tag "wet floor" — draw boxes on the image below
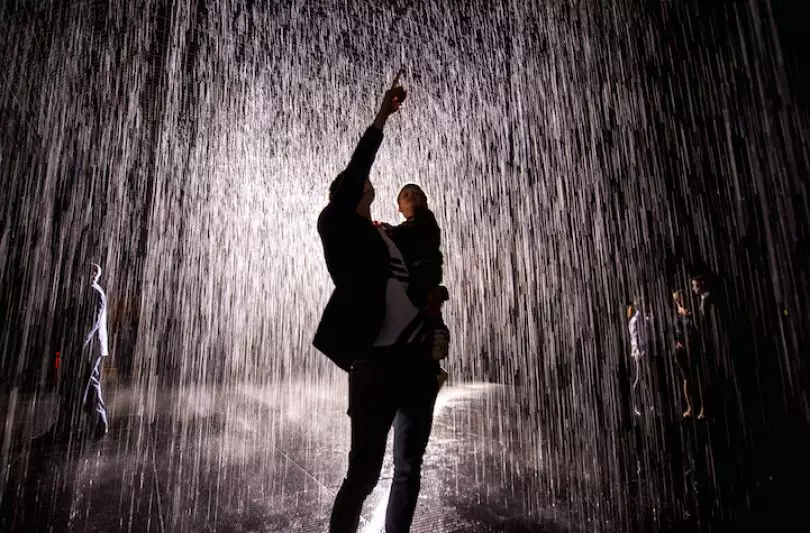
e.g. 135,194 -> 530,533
1,379 -> 803,533
1,382 -> 584,533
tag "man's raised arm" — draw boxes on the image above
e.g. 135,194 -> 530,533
330,72 -> 408,209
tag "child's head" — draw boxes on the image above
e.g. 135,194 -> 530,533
397,183 -> 429,219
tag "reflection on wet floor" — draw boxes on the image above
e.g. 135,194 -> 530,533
2,382 -> 569,532
1,379 -> 803,532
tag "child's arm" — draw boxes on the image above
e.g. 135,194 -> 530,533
386,215 -> 439,250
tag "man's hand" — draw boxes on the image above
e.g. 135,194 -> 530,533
373,70 -> 407,129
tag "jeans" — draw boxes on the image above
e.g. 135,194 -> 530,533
329,343 -> 438,533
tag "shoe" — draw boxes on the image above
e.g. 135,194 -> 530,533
93,425 -> 109,441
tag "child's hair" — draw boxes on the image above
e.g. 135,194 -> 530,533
398,183 -> 429,210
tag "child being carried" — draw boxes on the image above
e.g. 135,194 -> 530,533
376,184 -> 449,387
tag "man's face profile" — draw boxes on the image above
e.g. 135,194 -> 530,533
361,179 -> 375,205
691,278 -> 703,295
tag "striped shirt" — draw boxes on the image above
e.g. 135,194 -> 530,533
372,228 -> 424,346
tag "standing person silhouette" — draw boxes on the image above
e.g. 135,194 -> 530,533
33,262 -> 109,447
690,270 -> 728,421
673,289 -> 704,419
82,262 -> 109,438
627,297 -> 654,416
314,72 -> 439,533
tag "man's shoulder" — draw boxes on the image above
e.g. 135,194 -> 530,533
91,285 -> 107,309
318,205 -> 371,234
91,283 -> 106,298
704,293 -> 725,314
317,203 -> 338,235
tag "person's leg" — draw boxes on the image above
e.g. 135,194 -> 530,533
683,379 -> 693,417
694,355 -> 709,419
631,357 -> 643,416
385,350 -> 438,533
330,359 -> 396,533
385,401 -> 436,533
676,348 -> 693,417
82,353 -> 108,435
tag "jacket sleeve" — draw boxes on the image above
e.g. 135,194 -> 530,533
83,291 -> 104,348
387,215 -> 444,287
330,126 -> 384,212
628,318 -> 639,353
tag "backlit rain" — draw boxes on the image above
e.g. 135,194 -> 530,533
1,1 -> 808,532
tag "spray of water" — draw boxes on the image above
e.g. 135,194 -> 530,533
1,1 -> 808,531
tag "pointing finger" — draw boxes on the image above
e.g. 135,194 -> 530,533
391,68 -> 404,88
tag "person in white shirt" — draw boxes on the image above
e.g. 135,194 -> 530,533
81,263 -> 109,438
32,262 -> 110,447
628,297 -> 654,416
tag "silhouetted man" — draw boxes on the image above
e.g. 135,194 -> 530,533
82,262 -> 109,437
314,73 -> 439,533
33,262 -> 109,446
628,296 -> 654,416
691,271 -> 728,420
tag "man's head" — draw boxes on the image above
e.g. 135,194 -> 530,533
90,263 -> 102,283
397,183 -> 428,219
358,179 -> 375,214
690,276 -> 707,296
329,173 -> 375,217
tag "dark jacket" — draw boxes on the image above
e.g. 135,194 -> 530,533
386,208 -> 443,308
697,292 -> 729,370
674,312 -> 698,356
313,126 -> 389,371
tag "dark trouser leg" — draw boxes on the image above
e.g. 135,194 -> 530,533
631,358 -> 643,415
693,355 -> 711,415
385,400 -> 436,533
385,346 -> 438,533
330,360 -> 396,533
82,353 -> 108,432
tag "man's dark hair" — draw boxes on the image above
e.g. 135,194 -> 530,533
689,272 -> 718,288
688,261 -> 716,282
329,172 -> 348,202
